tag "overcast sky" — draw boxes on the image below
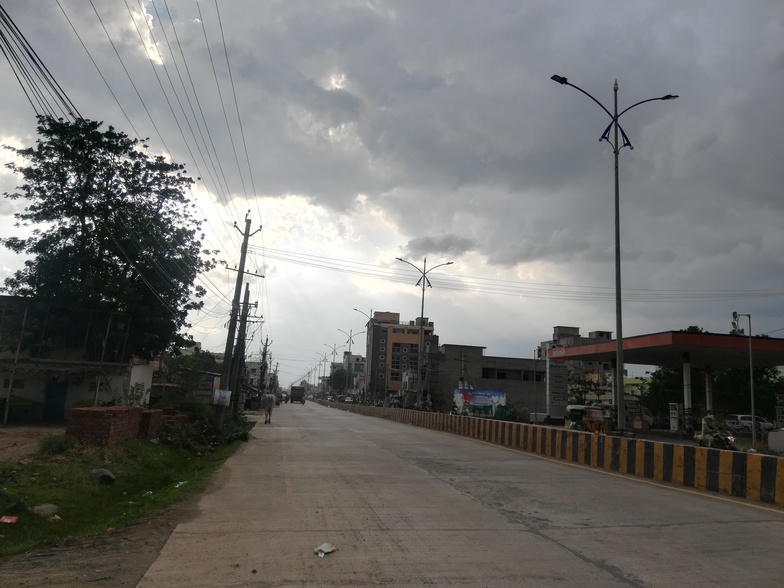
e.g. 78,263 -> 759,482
2,1 -> 784,386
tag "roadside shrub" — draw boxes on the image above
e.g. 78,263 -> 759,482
38,434 -> 79,455
224,413 -> 251,442
159,421 -> 211,454
505,401 -> 530,423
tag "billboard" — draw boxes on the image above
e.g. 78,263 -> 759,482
453,389 -> 507,419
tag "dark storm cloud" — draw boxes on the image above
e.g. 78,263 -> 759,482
403,235 -> 476,258
4,0 -> 784,368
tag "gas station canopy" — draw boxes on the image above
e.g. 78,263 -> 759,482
547,331 -> 784,370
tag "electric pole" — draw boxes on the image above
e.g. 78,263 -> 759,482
216,212 -> 261,427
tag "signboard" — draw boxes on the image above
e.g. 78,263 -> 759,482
453,389 -> 507,419
197,373 -> 219,397
669,402 -> 681,432
213,389 -> 232,407
546,362 -> 568,418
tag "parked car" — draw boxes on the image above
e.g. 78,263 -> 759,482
725,414 -> 776,433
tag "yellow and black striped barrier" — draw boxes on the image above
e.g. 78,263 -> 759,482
320,401 -> 784,506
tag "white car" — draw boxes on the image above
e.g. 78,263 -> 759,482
725,414 -> 776,433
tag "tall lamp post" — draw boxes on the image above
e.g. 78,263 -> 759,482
533,348 -> 540,423
396,257 -> 453,406
353,308 -> 377,403
338,328 -> 365,398
732,312 -> 756,446
324,343 -> 345,396
551,75 -> 678,430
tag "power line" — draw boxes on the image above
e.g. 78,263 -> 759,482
0,3 -> 80,120
251,245 -> 784,304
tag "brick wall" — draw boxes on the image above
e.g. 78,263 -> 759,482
139,409 -> 164,438
66,407 -> 144,446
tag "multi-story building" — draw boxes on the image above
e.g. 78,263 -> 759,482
342,352 -> 365,396
429,344 -> 546,414
244,360 -> 266,390
358,311 -> 439,406
539,326 -> 616,420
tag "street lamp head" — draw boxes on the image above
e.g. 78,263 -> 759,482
660,94 -> 679,101
551,74 -> 568,85
732,311 -> 739,321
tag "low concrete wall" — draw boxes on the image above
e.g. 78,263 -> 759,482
323,402 -> 784,507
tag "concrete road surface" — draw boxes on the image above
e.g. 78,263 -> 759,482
138,403 -> 784,587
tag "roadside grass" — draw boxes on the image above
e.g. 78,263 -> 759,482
0,421 -> 252,557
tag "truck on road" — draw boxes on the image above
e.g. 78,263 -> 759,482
290,386 -> 306,404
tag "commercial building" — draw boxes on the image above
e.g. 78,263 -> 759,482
429,344 -> 546,414
358,311 -> 439,406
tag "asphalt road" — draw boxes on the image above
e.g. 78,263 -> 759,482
138,402 -> 784,587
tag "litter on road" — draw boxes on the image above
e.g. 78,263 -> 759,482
313,543 -> 337,558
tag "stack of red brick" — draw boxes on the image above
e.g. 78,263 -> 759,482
67,407 -> 166,446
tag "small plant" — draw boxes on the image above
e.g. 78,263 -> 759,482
38,434 -> 79,455
107,381 -> 149,407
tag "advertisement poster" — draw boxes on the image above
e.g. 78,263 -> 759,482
453,389 -> 507,419
212,389 -> 232,407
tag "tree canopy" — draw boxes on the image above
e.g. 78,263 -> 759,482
2,116 -> 217,357
641,326 -> 783,420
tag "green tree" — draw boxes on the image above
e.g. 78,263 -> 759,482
327,368 -> 349,392
641,366 -> 684,422
167,350 -> 218,394
568,372 -> 604,405
2,116 -> 216,357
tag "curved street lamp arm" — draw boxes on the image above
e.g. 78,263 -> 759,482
395,257 -> 421,273
617,95 -> 678,119
555,78 -> 614,121
426,261 -> 454,274
338,328 -> 365,343
601,95 -> 679,149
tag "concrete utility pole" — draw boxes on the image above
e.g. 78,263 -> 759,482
217,212 -> 261,427
259,337 -> 270,394
230,283 -> 254,417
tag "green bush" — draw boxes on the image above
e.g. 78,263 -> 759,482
38,434 -> 79,455
505,401 -> 530,423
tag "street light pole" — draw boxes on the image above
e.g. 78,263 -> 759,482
353,308 -> 379,405
551,74 -> 678,431
533,348 -> 540,424
324,343 -> 345,396
732,312 -> 756,446
339,328 -> 365,398
396,257 -> 453,406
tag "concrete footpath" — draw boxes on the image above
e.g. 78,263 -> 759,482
138,403 -> 784,587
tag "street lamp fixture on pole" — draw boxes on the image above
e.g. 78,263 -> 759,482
732,312 -> 756,446
338,328 -> 365,397
395,257 -> 454,406
353,308 -> 378,404
324,343 -> 345,395
551,74 -> 678,430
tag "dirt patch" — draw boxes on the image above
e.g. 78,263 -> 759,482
0,491 -> 202,587
0,424 -> 67,462
0,424 -> 224,586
